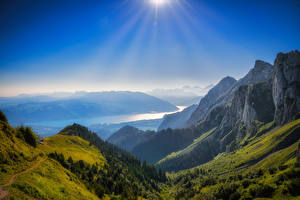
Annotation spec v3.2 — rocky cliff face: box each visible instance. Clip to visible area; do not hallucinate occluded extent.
[219,60,274,108]
[157,60,276,171]
[219,81,275,151]
[242,81,275,129]
[272,50,300,125]
[158,80,276,171]
[187,76,237,126]
[236,60,274,88]
[187,60,273,128]
[158,104,197,131]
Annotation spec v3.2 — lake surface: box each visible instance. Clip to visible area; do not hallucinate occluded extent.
[26,106,186,128]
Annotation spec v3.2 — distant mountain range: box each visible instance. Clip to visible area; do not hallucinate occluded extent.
[147,85,213,106]
[90,118,162,140]
[0,91,178,125]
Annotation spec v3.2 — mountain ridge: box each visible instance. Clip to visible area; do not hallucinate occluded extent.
[0,91,178,125]
[131,50,300,172]
[107,125,156,152]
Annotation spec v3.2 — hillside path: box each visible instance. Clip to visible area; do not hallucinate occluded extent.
[0,157,46,200]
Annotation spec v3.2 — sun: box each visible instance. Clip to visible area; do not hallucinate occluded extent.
[150,0,167,6]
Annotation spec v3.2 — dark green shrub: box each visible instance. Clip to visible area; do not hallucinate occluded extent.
[294,162,300,168]
[268,167,277,175]
[279,165,288,171]
[249,184,274,198]
[215,183,239,200]
[256,169,264,177]
[229,192,241,200]
[287,178,300,196]
[0,152,7,164]
[14,183,43,199]
[201,177,216,187]
[95,185,105,198]
[16,126,37,147]
[0,110,8,123]
[242,179,251,188]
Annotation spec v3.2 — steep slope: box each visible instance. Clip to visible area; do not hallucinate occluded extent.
[170,119,300,200]
[132,127,202,164]
[132,51,299,172]
[187,76,237,126]
[0,113,100,200]
[158,104,198,131]
[157,128,217,171]
[132,62,273,165]
[107,125,156,152]
[56,124,167,198]
[156,60,276,171]
[157,80,276,171]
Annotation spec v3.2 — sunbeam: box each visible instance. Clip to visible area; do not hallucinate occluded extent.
[150,0,168,6]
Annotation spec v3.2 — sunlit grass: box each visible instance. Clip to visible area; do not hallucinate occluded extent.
[41,134,106,167]
[8,158,99,200]
[157,127,216,164]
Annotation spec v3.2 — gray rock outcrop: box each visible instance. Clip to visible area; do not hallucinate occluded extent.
[272,50,300,125]
[187,60,274,127]
[187,76,237,126]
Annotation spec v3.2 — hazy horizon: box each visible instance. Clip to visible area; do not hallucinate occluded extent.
[0,84,211,98]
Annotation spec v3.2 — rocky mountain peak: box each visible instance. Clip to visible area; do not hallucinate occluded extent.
[239,60,273,86]
[186,76,237,126]
[220,76,237,84]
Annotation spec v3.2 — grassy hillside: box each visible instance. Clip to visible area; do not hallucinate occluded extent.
[42,134,106,166]
[1,109,299,200]
[8,159,100,200]
[0,112,167,200]
[168,119,300,200]
[0,116,99,199]
[157,128,217,171]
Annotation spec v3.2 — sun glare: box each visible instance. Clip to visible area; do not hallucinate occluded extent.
[150,0,167,6]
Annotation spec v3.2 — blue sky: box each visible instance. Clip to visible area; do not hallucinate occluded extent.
[0,0,299,96]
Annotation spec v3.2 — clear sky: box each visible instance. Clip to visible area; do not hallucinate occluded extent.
[0,0,299,96]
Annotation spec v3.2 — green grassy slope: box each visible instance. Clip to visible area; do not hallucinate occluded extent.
[168,119,300,200]
[0,119,99,200]
[42,134,106,166]
[158,127,217,164]
[157,128,217,171]
[8,159,100,200]
[0,115,167,200]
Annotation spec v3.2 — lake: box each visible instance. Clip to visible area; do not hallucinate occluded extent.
[26,106,186,128]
